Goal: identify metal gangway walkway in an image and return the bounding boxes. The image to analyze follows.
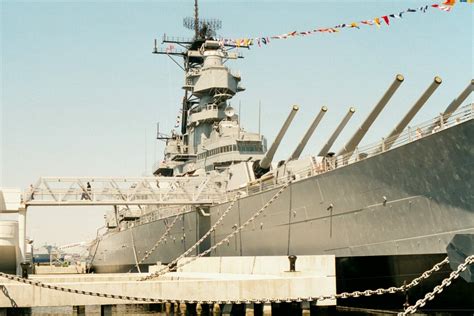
[24,176,225,207]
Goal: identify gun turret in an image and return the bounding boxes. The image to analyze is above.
[338,74,404,158]
[253,105,299,178]
[318,107,356,157]
[288,106,328,161]
[442,79,474,118]
[385,76,442,150]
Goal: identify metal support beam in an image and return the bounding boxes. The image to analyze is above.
[17,208,27,275]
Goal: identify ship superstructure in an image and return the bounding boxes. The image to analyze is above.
[152,8,267,179]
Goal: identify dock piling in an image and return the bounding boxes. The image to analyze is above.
[199,303,212,315]
[231,303,246,315]
[73,305,85,315]
[186,302,197,315]
[100,304,112,316]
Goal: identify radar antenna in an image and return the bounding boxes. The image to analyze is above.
[183,0,222,40]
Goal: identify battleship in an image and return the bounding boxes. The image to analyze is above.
[87,1,474,311]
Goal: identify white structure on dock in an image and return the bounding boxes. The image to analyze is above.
[0,188,24,275]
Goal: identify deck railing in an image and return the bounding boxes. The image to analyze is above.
[228,103,473,200]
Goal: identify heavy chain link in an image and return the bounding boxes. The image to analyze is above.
[399,255,474,315]
[0,253,471,307]
[0,272,162,303]
[403,256,449,290]
[140,192,241,281]
[141,181,291,281]
[301,256,451,302]
[128,210,183,272]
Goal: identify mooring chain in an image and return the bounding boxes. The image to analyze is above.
[402,256,449,290]
[141,181,292,281]
[294,255,451,302]
[0,272,162,304]
[140,192,242,281]
[0,253,471,307]
[0,285,18,308]
[128,209,184,273]
[152,181,293,280]
[398,255,474,315]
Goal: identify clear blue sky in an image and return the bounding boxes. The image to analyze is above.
[1,0,472,246]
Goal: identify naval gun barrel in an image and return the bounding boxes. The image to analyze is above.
[338,74,404,157]
[385,76,442,150]
[318,107,356,157]
[254,105,299,178]
[442,79,474,118]
[288,106,328,161]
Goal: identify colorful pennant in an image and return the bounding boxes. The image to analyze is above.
[218,1,470,48]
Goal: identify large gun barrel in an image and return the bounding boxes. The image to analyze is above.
[318,107,356,157]
[385,76,442,150]
[253,105,299,178]
[338,74,404,157]
[442,79,474,118]
[288,106,328,161]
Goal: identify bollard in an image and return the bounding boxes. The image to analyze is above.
[20,262,30,279]
[288,255,297,272]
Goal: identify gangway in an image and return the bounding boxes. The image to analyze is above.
[4,176,225,272]
[25,176,226,207]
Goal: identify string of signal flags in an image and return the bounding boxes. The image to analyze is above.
[217,0,472,48]
[169,0,469,128]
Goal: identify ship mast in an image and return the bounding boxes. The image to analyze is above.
[194,0,199,39]
[150,0,261,178]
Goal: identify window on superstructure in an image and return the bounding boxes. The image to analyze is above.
[237,141,263,153]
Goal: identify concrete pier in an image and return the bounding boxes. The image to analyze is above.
[0,255,336,310]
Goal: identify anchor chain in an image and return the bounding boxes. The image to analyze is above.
[128,209,183,273]
[398,255,474,315]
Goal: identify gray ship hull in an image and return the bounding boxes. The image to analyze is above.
[209,119,473,259]
[91,119,473,309]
